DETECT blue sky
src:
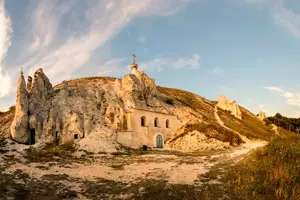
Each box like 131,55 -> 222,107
0,0 -> 300,117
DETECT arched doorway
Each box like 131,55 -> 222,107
156,134 -> 163,148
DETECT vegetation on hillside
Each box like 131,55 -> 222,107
157,86 -> 216,123
266,113 -> 300,134
218,107 -> 274,140
224,135 -> 300,200
169,122 -> 244,145
158,86 -> 274,142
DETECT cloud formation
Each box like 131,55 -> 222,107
212,67 -> 225,76
99,54 -> 200,75
3,0 -> 194,86
246,0 -> 300,39
0,0 -> 12,98
264,86 -> 300,107
264,86 -> 283,92
140,54 -> 200,72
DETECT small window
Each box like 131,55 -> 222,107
74,134 -> 78,140
166,119 -> 170,128
154,117 -> 159,127
141,116 -> 146,127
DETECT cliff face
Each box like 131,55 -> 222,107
9,68 -> 160,145
6,67 -> 274,150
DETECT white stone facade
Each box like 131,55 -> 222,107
116,108 -> 180,148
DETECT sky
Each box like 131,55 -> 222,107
0,0 -> 300,117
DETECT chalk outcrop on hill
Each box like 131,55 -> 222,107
6,60 -> 273,150
217,96 -> 242,120
10,71 -> 30,143
257,111 -> 267,121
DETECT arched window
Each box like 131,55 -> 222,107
166,119 -> 170,128
154,117 -> 159,127
141,116 -> 146,127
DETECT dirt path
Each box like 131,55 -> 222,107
272,124 -> 279,135
214,105 -> 251,143
1,140 -> 266,199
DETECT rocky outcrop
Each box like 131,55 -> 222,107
8,64 -> 273,149
114,70 -> 157,109
28,69 -> 54,142
10,72 -> 30,143
257,111 -> 267,121
10,68 -> 130,145
217,96 -> 242,120
26,76 -> 32,92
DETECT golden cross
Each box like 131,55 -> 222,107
132,54 -> 136,64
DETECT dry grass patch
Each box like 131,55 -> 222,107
170,123 -> 244,146
224,135 -> 300,200
24,143 -> 76,162
218,107 -> 273,140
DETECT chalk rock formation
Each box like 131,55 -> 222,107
10,68 -> 131,145
10,71 -> 30,143
26,76 -> 32,92
257,111 -> 267,121
114,69 -> 157,109
217,96 -> 242,120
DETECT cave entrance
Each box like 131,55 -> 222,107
30,129 -> 36,145
54,131 -> 59,143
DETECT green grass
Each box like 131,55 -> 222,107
224,135 -> 300,200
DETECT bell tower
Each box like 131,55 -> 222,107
131,54 -> 138,76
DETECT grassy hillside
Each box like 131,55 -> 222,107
224,135 -> 300,200
218,107 -> 274,140
158,86 -> 274,142
0,106 -> 15,140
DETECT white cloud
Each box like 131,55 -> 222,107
212,67 -> 225,76
140,54 -> 200,72
16,0 -> 194,84
0,0 -> 12,98
264,86 -> 300,107
98,57 -> 130,76
245,0 -> 300,39
272,1 -> 300,39
264,86 -> 283,92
